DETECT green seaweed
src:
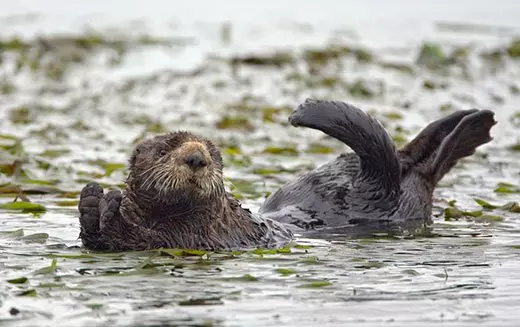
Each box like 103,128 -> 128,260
17,289 -> 37,297
0,201 -> 46,213
474,199 -> 500,210
88,159 -> 126,177
34,259 -> 57,275
54,200 -> 79,207
231,52 -> 294,67
9,106 -> 32,124
276,268 -> 296,276
22,233 -> 49,241
474,215 -> 503,223
306,144 -> 335,154
494,182 -> 520,194
160,248 -> 207,257
348,80 -> 377,98
7,277 -> 28,284
416,42 -> 446,68
227,274 -> 258,282
380,62 -> 415,74
262,146 -> 299,156
216,116 -> 254,130
297,280 -> 332,288
507,38 -> 520,58
178,297 -> 224,306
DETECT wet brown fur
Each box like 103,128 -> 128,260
78,131 -> 293,251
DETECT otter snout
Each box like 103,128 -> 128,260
184,150 -> 207,169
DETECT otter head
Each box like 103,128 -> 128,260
127,131 -> 225,205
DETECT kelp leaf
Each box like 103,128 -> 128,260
500,202 -> 520,213
54,200 -> 79,207
475,215 -> 504,223
262,146 -> 299,156
276,268 -> 296,276
7,277 -> 28,284
17,289 -> 36,297
0,201 -> 46,213
34,259 -> 57,275
474,199 -> 500,209
160,248 -> 207,257
298,280 -> 332,288
21,233 -> 49,241
494,182 -> 520,194
1,228 -> 24,237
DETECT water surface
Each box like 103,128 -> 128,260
1,1 -> 520,326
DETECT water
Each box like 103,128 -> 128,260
1,1 -> 520,326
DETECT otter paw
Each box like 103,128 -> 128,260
99,190 -> 123,231
78,182 -> 104,233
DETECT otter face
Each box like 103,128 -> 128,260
128,131 -> 225,200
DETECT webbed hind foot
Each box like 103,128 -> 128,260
289,98 -> 400,196
398,109 -> 479,173
428,109 -> 496,184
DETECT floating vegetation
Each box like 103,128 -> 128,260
297,280 -> 332,288
423,80 -> 448,90
302,45 -> 373,66
0,200 -> 46,213
34,259 -> 57,275
7,277 -> 28,284
416,42 -> 470,72
306,144 -> 336,154
216,116 -> 255,130
507,38 -> 520,58
276,268 -> 296,276
0,18 -> 519,326
348,79 -> 380,98
443,197 -> 519,222
262,146 -> 299,156
379,61 -> 415,74
230,52 -> 294,67
88,159 -> 127,177
494,182 -> 520,194
416,43 -> 447,69
0,31 -> 189,80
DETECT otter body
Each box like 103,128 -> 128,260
78,132 -> 293,251
260,99 -> 496,237
78,99 -> 495,251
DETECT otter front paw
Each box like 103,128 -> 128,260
99,190 -> 123,231
78,182 -> 104,234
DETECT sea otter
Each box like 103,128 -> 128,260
259,99 -> 496,237
78,99 -> 495,251
78,131 -> 293,251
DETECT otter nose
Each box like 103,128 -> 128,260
184,150 -> 207,169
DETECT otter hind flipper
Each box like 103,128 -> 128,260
398,109 -> 479,173
427,110 -> 496,185
289,98 -> 400,195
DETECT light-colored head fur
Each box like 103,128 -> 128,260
128,132 -> 225,202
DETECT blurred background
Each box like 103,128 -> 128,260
1,1 -> 520,326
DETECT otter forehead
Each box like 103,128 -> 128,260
136,131 -> 209,150
131,131 -> 223,170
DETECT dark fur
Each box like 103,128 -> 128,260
79,132 -> 293,251
260,99 -> 496,237
79,100 -> 496,251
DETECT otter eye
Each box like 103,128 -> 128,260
159,149 -> 168,157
